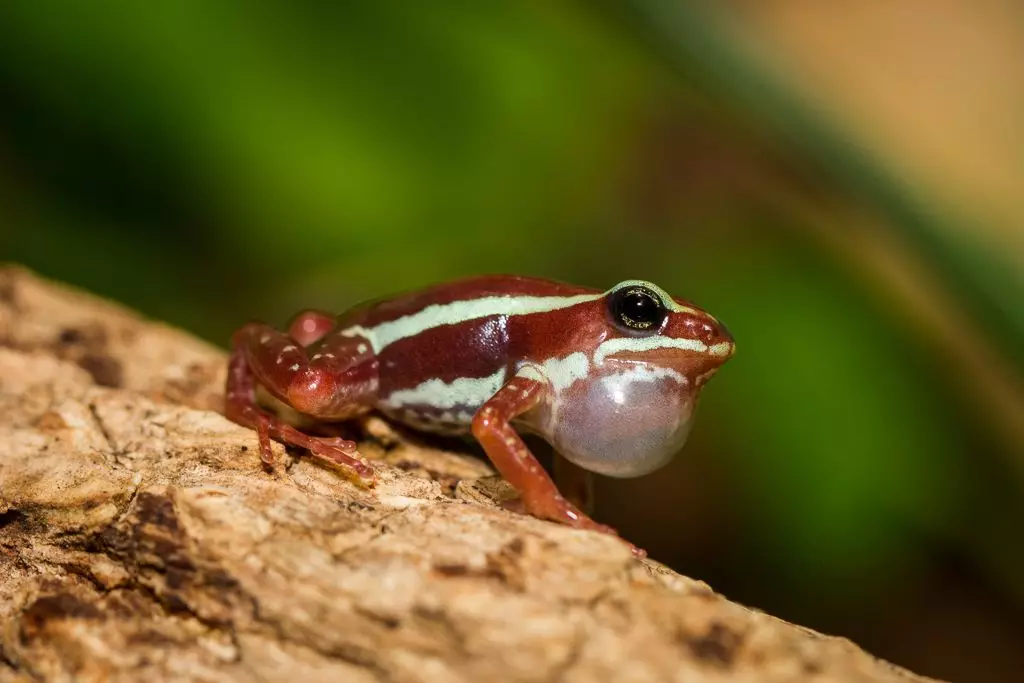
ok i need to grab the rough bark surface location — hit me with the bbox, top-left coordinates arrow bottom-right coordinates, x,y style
0,264 -> 943,683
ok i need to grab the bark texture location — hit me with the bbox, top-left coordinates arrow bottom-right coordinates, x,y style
0,264 -> 943,683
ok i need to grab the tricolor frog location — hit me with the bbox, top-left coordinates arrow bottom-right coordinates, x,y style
225,275 -> 734,550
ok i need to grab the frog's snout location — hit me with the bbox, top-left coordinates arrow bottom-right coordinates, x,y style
686,312 -> 734,360
711,318 -> 735,359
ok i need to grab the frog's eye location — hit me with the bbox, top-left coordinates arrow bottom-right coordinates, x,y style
609,285 -> 667,332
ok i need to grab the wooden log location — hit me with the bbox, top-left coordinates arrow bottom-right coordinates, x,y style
0,265 -> 943,682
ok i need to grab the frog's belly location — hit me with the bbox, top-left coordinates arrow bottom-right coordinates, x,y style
380,404 -> 478,436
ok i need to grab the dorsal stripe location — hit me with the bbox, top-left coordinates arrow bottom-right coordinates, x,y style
340,293 -> 601,353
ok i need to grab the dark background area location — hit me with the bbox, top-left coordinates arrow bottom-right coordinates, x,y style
1,2 -> 1022,681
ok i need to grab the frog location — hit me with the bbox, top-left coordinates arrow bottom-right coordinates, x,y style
225,275 -> 734,552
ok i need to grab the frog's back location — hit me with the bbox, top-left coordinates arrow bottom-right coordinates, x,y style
336,275 -> 599,434
351,275 -> 594,325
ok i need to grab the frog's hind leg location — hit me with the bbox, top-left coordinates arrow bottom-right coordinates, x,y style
225,321 -> 377,483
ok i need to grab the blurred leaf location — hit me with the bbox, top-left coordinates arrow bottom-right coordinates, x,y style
684,233 -> 968,588
609,0 -> 1024,376
0,1 -> 648,276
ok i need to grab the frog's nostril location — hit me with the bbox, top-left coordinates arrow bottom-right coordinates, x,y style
681,313 -> 734,351
703,318 -> 734,360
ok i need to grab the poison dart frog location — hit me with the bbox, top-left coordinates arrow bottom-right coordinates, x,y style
225,275 -> 734,553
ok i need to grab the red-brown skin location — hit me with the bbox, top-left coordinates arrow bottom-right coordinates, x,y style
224,275 -> 734,556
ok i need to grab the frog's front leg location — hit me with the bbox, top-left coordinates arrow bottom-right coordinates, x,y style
472,374 -> 636,552
225,319 -> 377,483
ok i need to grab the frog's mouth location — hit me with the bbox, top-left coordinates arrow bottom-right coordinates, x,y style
598,344 -> 733,381
652,342 -> 734,366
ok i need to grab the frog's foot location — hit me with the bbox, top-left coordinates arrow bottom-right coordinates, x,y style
226,329 -> 375,485
307,435 -> 369,475
250,410 -> 372,484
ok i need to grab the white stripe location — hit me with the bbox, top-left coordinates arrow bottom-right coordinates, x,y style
536,352 -> 591,393
708,341 -> 734,357
339,293 -> 600,353
593,336 -> 709,365
600,365 -> 686,391
380,368 -> 507,410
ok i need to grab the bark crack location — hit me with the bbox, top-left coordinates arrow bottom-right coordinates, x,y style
248,598 -> 393,682
87,399 -> 116,455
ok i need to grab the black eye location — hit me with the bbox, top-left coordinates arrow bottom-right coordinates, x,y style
610,286 -> 667,332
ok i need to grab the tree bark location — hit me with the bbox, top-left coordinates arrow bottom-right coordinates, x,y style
0,264 -> 943,682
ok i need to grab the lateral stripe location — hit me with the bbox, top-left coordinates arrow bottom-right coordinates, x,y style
341,293 -> 601,353
593,336 -> 709,365
599,365 -> 686,390
380,368 -> 507,410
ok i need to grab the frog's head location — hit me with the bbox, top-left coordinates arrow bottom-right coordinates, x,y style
542,280 -> 734,478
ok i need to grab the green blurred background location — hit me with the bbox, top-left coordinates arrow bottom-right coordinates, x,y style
1,2 -> 1022,679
